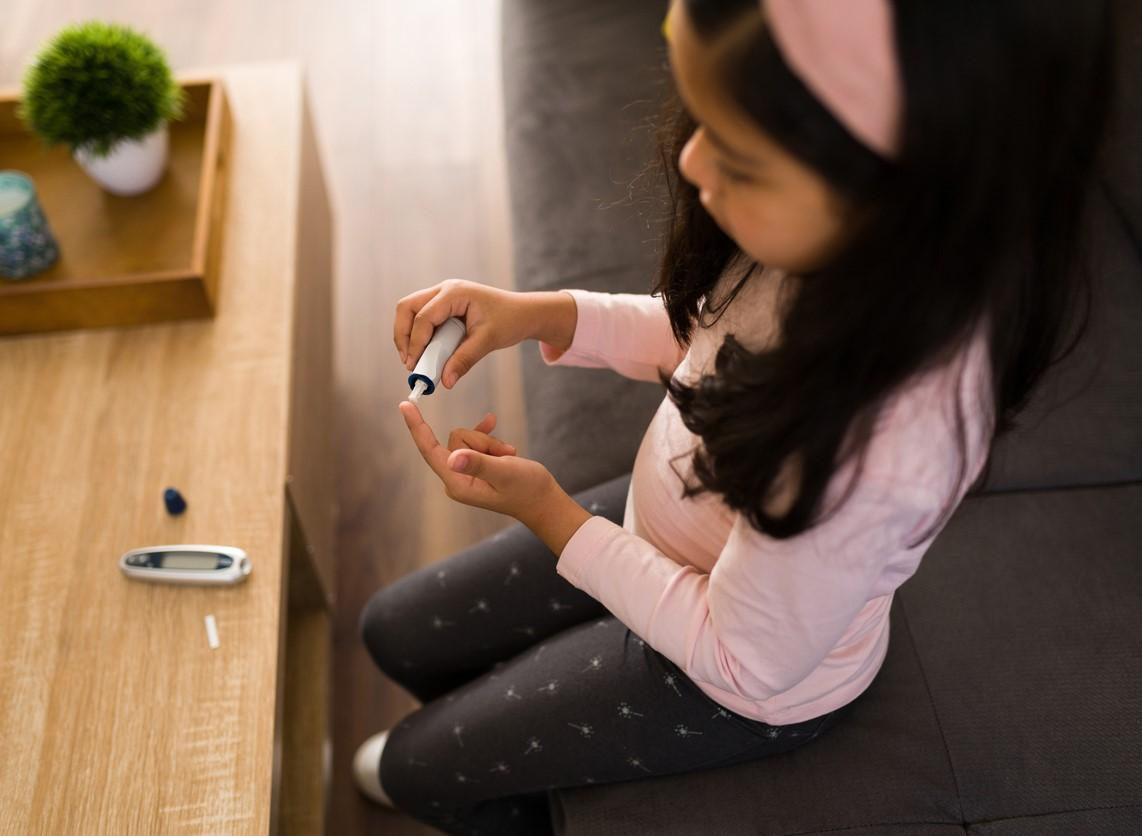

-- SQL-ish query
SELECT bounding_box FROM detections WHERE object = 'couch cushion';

[1102,0,1142,248]
[501,0,670,293]
[979,188,1142,492]
[898,482,1142,824]
[967,807,1142,836]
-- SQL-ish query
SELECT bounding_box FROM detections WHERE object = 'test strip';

[204,614,220,650]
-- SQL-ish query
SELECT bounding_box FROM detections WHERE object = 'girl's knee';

[359,587,406,672]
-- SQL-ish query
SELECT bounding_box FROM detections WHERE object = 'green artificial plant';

[19,21,185,158]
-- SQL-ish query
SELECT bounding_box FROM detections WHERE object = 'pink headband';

[764,0,902,158]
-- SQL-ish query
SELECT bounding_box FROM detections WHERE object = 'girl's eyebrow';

[670,60,762,167]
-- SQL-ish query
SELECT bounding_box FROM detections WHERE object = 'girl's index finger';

[399,401,501,505]
[393,285,442,358]
[398,400,451,479]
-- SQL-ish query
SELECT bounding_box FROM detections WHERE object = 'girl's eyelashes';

[718,163,755,184]
[683,119,761,184]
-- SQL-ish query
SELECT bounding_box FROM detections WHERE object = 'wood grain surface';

[0,64,329,835]
[2,3,517,834]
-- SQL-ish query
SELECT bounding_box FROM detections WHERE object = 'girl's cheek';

[732,202,782,264]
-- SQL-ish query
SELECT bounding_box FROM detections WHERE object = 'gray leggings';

[359,472,853,835]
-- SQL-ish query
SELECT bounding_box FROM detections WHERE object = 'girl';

[357,0,1114,833]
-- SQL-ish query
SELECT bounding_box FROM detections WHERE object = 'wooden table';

[0,63,335,835]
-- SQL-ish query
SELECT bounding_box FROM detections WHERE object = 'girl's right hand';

[394,279,533,390]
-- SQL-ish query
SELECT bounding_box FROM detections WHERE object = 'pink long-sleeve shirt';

[538,265,995,725]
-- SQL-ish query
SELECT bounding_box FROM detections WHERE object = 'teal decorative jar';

[0,171,60,280]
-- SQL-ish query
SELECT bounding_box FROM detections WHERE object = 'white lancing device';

[407,316,466,401]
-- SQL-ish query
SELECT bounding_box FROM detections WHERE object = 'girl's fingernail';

[444,373,455,387]
[452,454,469,472]
[506,444,517,452]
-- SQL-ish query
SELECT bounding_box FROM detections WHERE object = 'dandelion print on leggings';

[627,756,652,773]
[567,721,595,739]
[617,702,644,719]
[581,655,603,672]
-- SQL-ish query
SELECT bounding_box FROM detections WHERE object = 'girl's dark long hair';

[644,0,1115,541]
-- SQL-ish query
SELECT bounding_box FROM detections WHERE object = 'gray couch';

[501,1,1142,833]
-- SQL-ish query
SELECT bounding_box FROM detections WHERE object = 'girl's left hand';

[398,400,557,521]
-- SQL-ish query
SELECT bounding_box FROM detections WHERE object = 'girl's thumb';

[442,339,484,388]
[450,448,498,479]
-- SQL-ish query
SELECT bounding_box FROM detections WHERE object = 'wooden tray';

[0,77,230,335]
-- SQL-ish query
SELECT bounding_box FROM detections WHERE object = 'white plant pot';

[73,123,170,196]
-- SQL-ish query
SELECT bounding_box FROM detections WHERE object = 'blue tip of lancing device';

[407,372,435,396]
[164,487,188,515]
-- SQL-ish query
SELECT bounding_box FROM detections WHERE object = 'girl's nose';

[679,131,701,184]
[679,129,716,200]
